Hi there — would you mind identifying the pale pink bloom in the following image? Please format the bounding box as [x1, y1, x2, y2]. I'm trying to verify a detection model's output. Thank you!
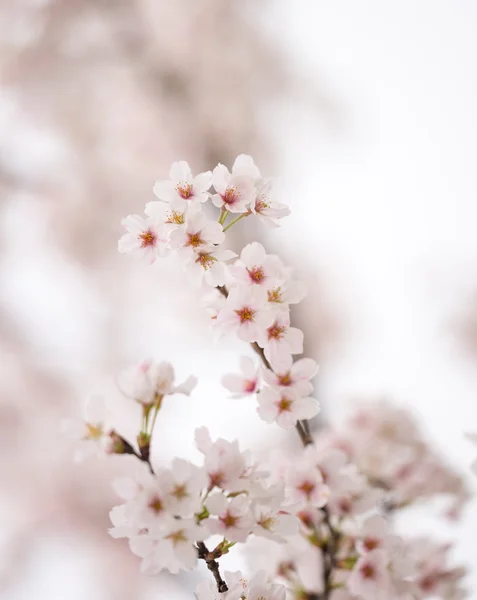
[202, 289, 227, 322]
[108, 505, 140, 540]
[144, 199, 192, 231]
[153, 161, 212, 210]
[211, 155, 258, 213]
[252, 486, 299, 541]
[118, 214, 169, 263]
[195, 427, 247, 492]
[262, 355, 318, 397]
[288, 464, 329, 507]
[222, 356, 260, 398]
[217, 286, 273, 343]
[125, 473, 171, 529]
[256, 312, 304, 368]
[327, 466, 383, 517]
[257, 387, 319, 430]
[266, 278, 307, 312]
[229, 242, 282, 287]
[120, 360, 197, 406]
[251, 179, 290, 227]
[169, 211, 225, 257]
[61, 395, 108, 462]
[157, 459, 208, 517]
[129, 518, 204, 574]
[188, 247, 237, 287]
[195, 571, 285, 600]
[205, 493, 254, 543]
[347, 550, 391, 600]
[356, 515, 392, 555]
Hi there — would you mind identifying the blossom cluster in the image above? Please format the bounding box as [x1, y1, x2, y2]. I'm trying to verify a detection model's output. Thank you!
[67, 156, 470, 600]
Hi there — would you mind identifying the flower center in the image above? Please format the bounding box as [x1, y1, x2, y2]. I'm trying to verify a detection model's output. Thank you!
[172, 484, 189, 500]
[221, 511, 239, 528]
[223, 186, 240, 205]
[209, 471, 224, 488]
[176, 183, 193, 199]
[267, 323, 286, 341]
[139, 229, 157, 248]
[195, 252, 216, 270]
[359, 563, 376, 580]
[247, 266, 265, 283]
[363, 537, 380, 551]
[148, 495, 164, 514]
[255, 196, 269, 213]
[236, 307, 255, 323]
[297, 480, 316, 498]
[244, 379, 257, 393]
[166, 529, 187, 545]
[258, 515, 276, 530]
[186, 232, 204, 247]
[267, 287, 283, 303]
[277, 372, 292, 386]
[165, 210, 185, 224]
[85, 423, 103, 440]
[277, 396, 293, 413]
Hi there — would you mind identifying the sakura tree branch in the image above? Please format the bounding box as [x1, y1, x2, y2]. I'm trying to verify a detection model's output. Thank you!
[196, 542, 228, 593]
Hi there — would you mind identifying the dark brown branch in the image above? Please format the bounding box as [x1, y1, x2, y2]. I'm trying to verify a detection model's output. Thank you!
[196, 542, 228, 593]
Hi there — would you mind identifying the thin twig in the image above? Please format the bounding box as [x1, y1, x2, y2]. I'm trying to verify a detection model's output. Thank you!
[196, 542, 228, 593]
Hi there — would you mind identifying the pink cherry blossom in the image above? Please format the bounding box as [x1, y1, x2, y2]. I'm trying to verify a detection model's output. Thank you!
[205, 493, 254, 543]
[217, 286, 274, 343]
[169, 211, 225, 257]
[118, 214, 169, 263]
[347, 549, 391, 600]
[256, 312, 304, 367]
[229, 242, 282, 287]
[262, 355, 318, 396]
[251, 179, 290, 227]
[61, 395, 109, 462]
[222, 356, 260, 398]
[153, 161, 212, 210]
[157, 458, 208, 517]
[287, 463, 329, 507]
[211, 155, 258, 213]
[257, 387, 319, 430]
[188, 247, 237, 287]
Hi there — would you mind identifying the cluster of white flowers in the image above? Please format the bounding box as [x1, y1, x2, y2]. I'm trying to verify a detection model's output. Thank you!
[67, 156, 470, 600]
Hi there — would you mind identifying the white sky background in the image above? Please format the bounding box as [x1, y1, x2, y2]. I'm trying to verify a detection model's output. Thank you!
[2, 0, 477, 598]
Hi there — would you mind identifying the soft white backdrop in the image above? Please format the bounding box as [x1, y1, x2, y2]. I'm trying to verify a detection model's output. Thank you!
[2, 1, 477, 598]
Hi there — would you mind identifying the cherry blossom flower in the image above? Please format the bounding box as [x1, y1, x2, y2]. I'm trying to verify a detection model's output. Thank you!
[169, 211, 225, 257]
[196, 571, 286, 600]
[120, 359, 197, 406]
[266, 278, 307, 312]
[157, 459, 207, 517]
[217, 286, 274, 343]
[287, 463, 329, 508]
[251, 485, 299, 541]
[129, 518, 205, 574]
[188, 247, 237, 287]
[118, 214, 169, 263]
[61, 395, 109, 462]
[228, 242, 282, 288]
[211, 155, 258, 213]
[144, 198, 191, 231]
[257, 387, 319, 430]
[256, 313, 304, 368]
[347, 549, 391, 600]
[222, 356, 260, 398]
[355, 515, 392, 555]
[262, 355, 318, 397]
[153, 161, 212, 210]
[251, 179, 290, 227]
[205, 493, 254, 542]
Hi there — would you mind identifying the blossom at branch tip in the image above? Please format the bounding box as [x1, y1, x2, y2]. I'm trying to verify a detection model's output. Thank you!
[256, 312, 304, 368]
[129, 518, 205, 574]
[118, 214, 169, 263]
[263, 354, 318, 397]
[257, 386, 319, 430]
[153, 161, 212, 211]
[251, 179, 290, 227]
[205, 493, 254, 542]
[222, 356, 260, 398]
[169, 211, 225, 257]
[211, 155, 259, 213]
[228, 242, 282, 288]
[216, 286, 274, 343]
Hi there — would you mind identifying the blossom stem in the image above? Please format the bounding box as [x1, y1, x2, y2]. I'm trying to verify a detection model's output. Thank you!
[218, 208, 229, 225]
[196, 541, 228, 593]
[222, 213, 248, 232]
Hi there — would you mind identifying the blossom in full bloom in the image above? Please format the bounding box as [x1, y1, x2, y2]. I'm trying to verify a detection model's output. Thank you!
[195, 571, 286, 600]
[129, 518, 205, 574]
[153, 161, 212, 210]
[347, 549, 391, 600]
[61, 395, 109, 462]
[217, 286, 274, 343]
[257, 387, 319, 430]
[188, 247, 237, 287]
[287, 462, 329, 508]
[156, 458, 208, 517]
[228, 242, 282, 288]
[118, 214, 169, 263]
[169, 211, 225, 257]
[222, 356, 260, 398]
[262, 355, 318, 396]
[205, 493, 254, 543]
[257, 312, 304, 368]
[211, 155, 258, 213]
[251, 484, 299, 542]
[120, 360, 197, 406]
[251, 179, 290, 227]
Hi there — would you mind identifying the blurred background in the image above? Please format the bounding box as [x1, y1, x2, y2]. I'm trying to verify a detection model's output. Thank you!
[1, 0, 477, 598]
